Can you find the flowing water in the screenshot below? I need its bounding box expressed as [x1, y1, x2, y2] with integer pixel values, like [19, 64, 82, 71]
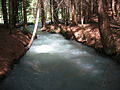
[0, 28, 120, 90]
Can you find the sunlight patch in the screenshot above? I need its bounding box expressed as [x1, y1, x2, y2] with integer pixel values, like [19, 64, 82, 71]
[30, 45, 54, 53]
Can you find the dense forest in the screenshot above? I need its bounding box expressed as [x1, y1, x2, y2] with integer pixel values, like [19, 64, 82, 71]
[0, 0, 120, 53]
[1, 0, 120, 25]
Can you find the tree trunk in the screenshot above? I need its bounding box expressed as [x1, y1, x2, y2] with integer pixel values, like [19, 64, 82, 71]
[66, 0, 70, 25]
[112, 0, 118, 20]
[53, 0, 59, 24]
[14, 0, 19, 24]
[61, 6, 65, 23]
[87, 0, 93, 22]
[50, 0, 53, 23]
[80, 0, 84, 25]
[71, 0, 77, 25]
[98, 0, 116, 54]
[23, 0, 27, 30]
[77, 0, 81, 23]
[40, 0, 46, 28]
[8, 0, 13, 32]
[11, 0, 16, 26]
[116, 0, 120, 20]
[27, 0, 40, 49]
[93, 0, 98, 15]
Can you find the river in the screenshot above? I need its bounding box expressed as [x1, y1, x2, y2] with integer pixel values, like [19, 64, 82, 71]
[0, 26, 120, 90]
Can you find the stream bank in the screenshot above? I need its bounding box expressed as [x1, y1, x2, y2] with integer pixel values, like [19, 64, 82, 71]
[43, 23, 120, 61]
[0, 28, 31, 78]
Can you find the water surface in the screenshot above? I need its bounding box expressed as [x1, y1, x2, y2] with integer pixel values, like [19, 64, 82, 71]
[0, 31, 120, 90]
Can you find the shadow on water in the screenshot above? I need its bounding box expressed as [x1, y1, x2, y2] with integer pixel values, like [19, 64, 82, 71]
[0, 25, 120, 90]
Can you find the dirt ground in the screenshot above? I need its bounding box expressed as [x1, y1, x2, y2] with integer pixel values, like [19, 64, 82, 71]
[0, 28, 31, 78]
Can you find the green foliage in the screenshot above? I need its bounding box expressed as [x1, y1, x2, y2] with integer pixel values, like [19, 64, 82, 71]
[26, 0, 38, 23]
[60, 29, 68, 36]
[0, 0, 3, 23]
[18, 0, 32, 23]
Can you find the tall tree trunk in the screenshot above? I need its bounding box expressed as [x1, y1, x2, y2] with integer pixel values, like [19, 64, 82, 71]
[8, 0, 13, 32]
[112, 0, 118, 20]
[71, 0, 77, 25]
[77, 0, 81, 23]
[8, 0, 17, 31]
[23, 0, 27, 30]
[14, 0, 19, 24]
[116, 0, 120, 20]
[65, 6, 70, 25]
[87, 0, 93, 22]
[53, 0, 59, 24]
[40, 0, 46, 28]
[50, 0, 53, 23]
[65, 0, 70, 25]
[80, 0, 84, 25]
[1, 0, 8, 27]
[11, 0, 16, 26]
[98, 0, 116, 54]
[61, 6, 65, 22]
[27, 0, 40, 49]
[93, 0, 98, 15]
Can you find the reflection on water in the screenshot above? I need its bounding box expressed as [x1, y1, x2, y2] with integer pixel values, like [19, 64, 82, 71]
[0, 31, 120, 90]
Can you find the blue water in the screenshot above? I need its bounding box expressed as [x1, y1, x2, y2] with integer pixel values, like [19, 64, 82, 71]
[0, 31, 120, 90]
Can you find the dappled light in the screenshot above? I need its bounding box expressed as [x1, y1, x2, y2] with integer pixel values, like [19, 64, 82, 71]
[1, 31, 120, 90]
[32, 45, 55, 53]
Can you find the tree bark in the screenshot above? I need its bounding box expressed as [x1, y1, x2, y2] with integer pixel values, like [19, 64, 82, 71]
[71, 0, 77, 25]
[14, 0, 19, 24]
[23, 0, 27, 30]
[53, 0, 59, 24]
[40, 0, 46, 28]
[27, 0, 40, 49]
[80, 0, 84, 25]
[50, 0, 53, 23]
[98, 0, 116, 54]
[11, 0, 16, 26]
[8, 0, 13, 32]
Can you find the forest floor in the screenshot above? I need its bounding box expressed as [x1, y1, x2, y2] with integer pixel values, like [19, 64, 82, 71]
[0, 27, 31, 78]
[43, 20, 120, 61]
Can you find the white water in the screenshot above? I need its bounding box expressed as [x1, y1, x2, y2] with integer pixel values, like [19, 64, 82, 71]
[0, 30, 120, 90]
